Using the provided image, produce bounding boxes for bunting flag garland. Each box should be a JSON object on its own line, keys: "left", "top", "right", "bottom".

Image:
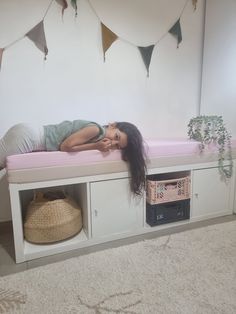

{"left": 26, "top": 21, "right": 48, "bottom": 60}
{"left": 0, "top": 48, "right": 4, "bottom": 70}
{"left": 0, "top": 0, "right": 197, "bottom": 76}
{"left": 99, "top": 0, "right": 192, "bottom": 76}
{"left": 169, "top": 19, "right": 182, "bottom": 48}
{"left": 101, "top": 23, "right": 118, "bottom": 61}
{"left": 192, "top": 0, "right": 198, "bottom": 10}
{"left": 138, "top": 45, "right": 155, "bottom": 77}
{"left": 55, "top": 0, "right": 68, "bottom": 17}
{"left": 71, "top": 0, "right": 78, "bottom": 17}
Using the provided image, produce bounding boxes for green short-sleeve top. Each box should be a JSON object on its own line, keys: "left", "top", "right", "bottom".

{"left": 43, "top": 120, "right": 105, "bottom": 151}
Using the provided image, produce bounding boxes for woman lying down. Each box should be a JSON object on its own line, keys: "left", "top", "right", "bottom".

{"left": 0, "top": 120, "right": 147, "bottom": 195}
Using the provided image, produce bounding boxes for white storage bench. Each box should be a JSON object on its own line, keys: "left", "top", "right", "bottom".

{"left": 6, "top": 139, "right": 236, "bottom": 263}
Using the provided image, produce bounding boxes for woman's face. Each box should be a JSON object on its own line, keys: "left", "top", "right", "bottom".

{"left": 106, "top": 126, "right": 128, "bottom": 149}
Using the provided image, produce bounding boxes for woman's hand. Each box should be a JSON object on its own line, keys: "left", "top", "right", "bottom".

{"left": 96, "top": 138, "right": 113, "bottom": 152}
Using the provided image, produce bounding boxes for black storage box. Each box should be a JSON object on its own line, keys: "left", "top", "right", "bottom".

{"left": 146, "top": 199, "right": 190, "bottom": 226}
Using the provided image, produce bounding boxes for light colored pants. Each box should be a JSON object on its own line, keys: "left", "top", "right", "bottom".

{"left": 0, "top": 123, "right": 45, "bottom": 168}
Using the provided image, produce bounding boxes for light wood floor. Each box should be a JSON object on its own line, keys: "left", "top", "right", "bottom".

{"left": 1, "top": 215, "right": 236, "bottom": 277}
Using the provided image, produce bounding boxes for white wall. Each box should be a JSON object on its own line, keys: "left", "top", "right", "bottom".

{"left": 0, "top": 0, "right": 205, "bottom": 221}
{"left": 200, "top": 0, "right": 236, "bottom": 136}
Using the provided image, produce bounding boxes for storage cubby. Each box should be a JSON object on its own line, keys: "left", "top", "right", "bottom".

{"left": 20, "top": 184, "right": 89, "bottom": 235}
{"left": 90, "top": 178, "right": 143, "bottom": 238}
{"left": 191, "top": 167, "right": 234, "bottom": 220}
{"left": 145, "top": 171, "right": 191, "bottom": 227}
{"left": 10, "top": 182, "right": 90, "bottom": 262}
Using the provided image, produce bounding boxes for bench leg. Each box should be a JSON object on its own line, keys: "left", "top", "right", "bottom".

{"left": 9, "top": 184, "right": 25, "bottom": 263}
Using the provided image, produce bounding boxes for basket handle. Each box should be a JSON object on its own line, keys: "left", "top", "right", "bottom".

{"left": 33, "top": 189, "right": 67, "bottom": 202}
{"left": 33, "top": 191, "right": 45, "bottom": 202}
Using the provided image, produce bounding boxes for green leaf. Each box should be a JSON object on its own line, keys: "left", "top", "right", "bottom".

{"left": 187, "top": 115, "right": 233, "bottom": 178}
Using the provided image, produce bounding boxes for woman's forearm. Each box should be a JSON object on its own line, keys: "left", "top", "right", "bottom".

{"left": 60, "top": 142, "right": 99, "bottom": 152}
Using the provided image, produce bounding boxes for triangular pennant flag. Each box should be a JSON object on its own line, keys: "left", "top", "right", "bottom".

{"left": 192, "top": 0, "right": 198, "bottom": 10}
{"left": 169, "top": 19, "right": 182, "bottom": 48}
{"left": 56, "top": 0, "right": 68, "bottom": 17}
{"left": 138, "top": 45, "right": 155, "bottom": 77}
{"left": 0, "top": 48, "right": 4, "bottom": 71}
{"left": 101, "top": 23, "right": 118, "bottom": 61}
{"left": 71, "top": 0, "right": 78, "bottom": 17}
{"left": 26, "top": 20, "right": 48, "bottom": 60}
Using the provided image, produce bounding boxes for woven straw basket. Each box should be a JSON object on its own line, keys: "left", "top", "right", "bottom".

{"left": 24, "top": 191, "right": 83, "bottom": 244}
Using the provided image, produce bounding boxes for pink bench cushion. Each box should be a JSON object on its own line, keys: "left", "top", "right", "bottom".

{"left": 6, "top": 138, "right": 235, "bottom": 183}
{"left": 7, "top": 139, "right": 200, "bottom": 170}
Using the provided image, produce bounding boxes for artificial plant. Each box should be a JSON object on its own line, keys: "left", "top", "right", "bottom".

{"left": 187, "top": 115, "right": 233, "bottom": 178}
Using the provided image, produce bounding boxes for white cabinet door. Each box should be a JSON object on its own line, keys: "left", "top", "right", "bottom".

{"left": 90, "top": 178, "right": 143, "bottom": 238}
{"left": 192, "top": 167, "right": 233, "bottom": 219}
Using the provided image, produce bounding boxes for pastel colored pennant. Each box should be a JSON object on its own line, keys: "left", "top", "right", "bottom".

{"left": 71, "top": 0, "right": 78, "bottom": 17}
{"left": 26, "top": 21, "right": 48, "bottom": 60}
{"left": 192, "top": 0, "right": 198, "bottom": 10}
{"left": 55, "top": 0, "right": 68, "bottom": 16}
{"left": 0, "top": 48, "right": 4, "bottom": 71}
{"left": 169, "top": 19, "right": 182, "bottom": 48}
{"left": 101, "top": 23, "right": 118, "bottom": 61}
{"left": 138, "top": 45, "right": 155, "bottom": 77}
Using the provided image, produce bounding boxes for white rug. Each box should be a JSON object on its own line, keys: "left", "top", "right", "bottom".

{"left": 0, "top": 221, "right": 236, "bottom": 314}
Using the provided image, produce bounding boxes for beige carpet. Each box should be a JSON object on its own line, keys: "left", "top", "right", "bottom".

{"left": 0, "top": 221, "right": 236, "bottom": 314}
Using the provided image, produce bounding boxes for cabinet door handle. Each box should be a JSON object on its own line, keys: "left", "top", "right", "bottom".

{"left": 94, "top": 209, "right": 98, "bottom": 217}
{"left": 194, "top": 193, "right": 199, "bottom": 198}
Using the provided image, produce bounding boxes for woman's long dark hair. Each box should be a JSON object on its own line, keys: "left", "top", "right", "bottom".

{"left": 116, "top": 122, "right": 147, "bottom": 195}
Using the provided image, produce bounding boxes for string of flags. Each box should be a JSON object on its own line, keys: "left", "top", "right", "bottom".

{"left": 0, "top": 0, "right": 198, "bottom": 75}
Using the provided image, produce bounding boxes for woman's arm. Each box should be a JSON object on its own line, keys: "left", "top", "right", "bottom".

{"left": 59, "top": 125, "right": 111, "bottom": 152}
{"left": 60, "top": 139, "right": 111, "bottom": 152}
